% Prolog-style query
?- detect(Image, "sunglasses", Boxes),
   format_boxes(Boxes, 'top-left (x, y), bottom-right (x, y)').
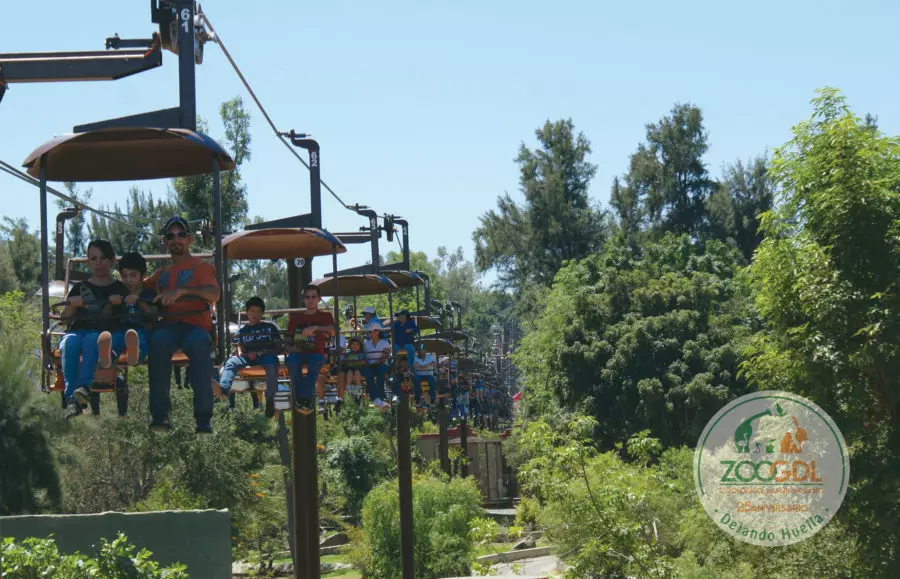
top-left (164, 231), bottom-right (189, 241)
top-left (303, 295), bottom-right (319, 300)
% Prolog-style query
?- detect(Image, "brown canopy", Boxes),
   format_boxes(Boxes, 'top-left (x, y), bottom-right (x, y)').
top-left (381, 270), bottom-right (424, 288)
top-left (311, 274), bottom-right (398, 297)
top-left (431, 329), bottom-right (471, 342)
top-left (22, 127), bottom-right (235, 182)
top-left (457, 357), bottom-right (476, 370)
top-left (417, 337), bottom-right (460, 355)
top-left (223, 228), bottom-right (346, 260)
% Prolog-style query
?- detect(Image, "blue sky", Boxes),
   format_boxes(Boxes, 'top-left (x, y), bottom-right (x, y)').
top-left (2, 0), bottom-right (898, 281)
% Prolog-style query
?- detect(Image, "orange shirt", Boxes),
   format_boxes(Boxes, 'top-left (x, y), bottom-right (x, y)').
top-left (145, 256), bottom-right (218, 331)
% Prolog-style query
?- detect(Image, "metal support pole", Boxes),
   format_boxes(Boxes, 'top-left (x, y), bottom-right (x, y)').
top-left (438, 399), bottom-right (450, 476)
top-left (177, 0), bottom-right (197, 130)
top-left (39, 158), bottom-right (50, 361)
top-left (213, 158), bottom-right (225, 363)
top-left (277, 413), bottom-right (296, 565)
top-left (290, 258), bottom-right (318, 578)
top-left (460, 417), bottom-right (469, 478)
top-left (396, 386), bottom-right (415, 579)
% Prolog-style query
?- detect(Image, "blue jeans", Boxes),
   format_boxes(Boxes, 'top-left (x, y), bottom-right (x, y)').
top-left (414, 374), bottom-right (435, 404)
top-left (111, 328), bottom-right (147, 363)
top-left (363, 363), bottom-right (389, 401)
top-left (286, 352), bottom-right (326, 400)
top-left (220, 354), bottom-right (279, 399)
top-left (394, 343), bottom-right (415, 369)
top-left (60, 329), bottom-right (100, 400)
top-left (148, 322), bottom-right (214, 425)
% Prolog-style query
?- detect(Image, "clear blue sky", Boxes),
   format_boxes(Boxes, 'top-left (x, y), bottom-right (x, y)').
top-left (2, 0), bottom-right (898, 280)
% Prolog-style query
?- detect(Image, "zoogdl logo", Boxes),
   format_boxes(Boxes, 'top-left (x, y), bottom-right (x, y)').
top-left (693, 391), bottom-right (849, 547)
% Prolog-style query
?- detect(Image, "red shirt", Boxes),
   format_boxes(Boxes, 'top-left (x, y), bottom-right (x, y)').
top-left (145, 256), bottom-right (218, 331)
top-left (286, 310), bottom-right (335, 356)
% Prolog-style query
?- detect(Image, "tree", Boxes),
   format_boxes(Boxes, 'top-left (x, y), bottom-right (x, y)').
top-left (473, 119), bottom-right (607, 295)
top-left (170, 97), bottom-right (251, 233)
top-left (617, 103), bottom-right (716, 238)
top-left (87, 187), bottom-right (178, 260)
top-left (57, 182), bottom-right (92, 257)
top-left (744, 88), bottom-right (900, 574)
top-left (707, 156), bottom-right (775, 261)
top-left (0, 241), bottom-right (18, 293)
top-left (0, 217), bottom-right (41, 293)
top-left (0, 292), bottom-right (61, 515)
top-left (513, 233), bottom-right (754, 449)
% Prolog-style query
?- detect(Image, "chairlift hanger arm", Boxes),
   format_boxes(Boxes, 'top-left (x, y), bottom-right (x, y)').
top-left (0, 40), bottom-right (162, 84)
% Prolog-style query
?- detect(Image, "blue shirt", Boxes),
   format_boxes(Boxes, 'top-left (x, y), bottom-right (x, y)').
top-left (234, 321), bottom-right (281, 352)
top-left (392, 319), bottom-right (417, 346)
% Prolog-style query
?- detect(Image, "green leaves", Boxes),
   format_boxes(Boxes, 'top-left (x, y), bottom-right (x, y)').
top-left (515, 233), bottom-right (752, 448)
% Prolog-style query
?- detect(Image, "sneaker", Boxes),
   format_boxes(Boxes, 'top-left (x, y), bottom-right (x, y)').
top-left (265, 396), bottom-right (275, 419)
top-left (149, 418), bottom-right (171, 432)
top-left (98, 331), bottom-right (113, 368)
top-left (195, 422), bottom-right (213, 434)
top-left (295, 397), bottom-right (314, 415)
top-left (64, 399), bottom-right (79, 419)
top-left (73, 386), bottom-right (91, 407)
top-left (125, 329), bottom-right (140, 366)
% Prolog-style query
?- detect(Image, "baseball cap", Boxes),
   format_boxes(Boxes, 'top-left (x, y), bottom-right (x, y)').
top-left (161, 216), bottom-right (191, 235)
top-left (362, 306), bottom-right (376, 315)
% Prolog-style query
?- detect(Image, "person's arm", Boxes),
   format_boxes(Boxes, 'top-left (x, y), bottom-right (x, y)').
top-left (61, 284), bottom-right (83, 320)
top-left (155, 262), bottom-right (221, 305)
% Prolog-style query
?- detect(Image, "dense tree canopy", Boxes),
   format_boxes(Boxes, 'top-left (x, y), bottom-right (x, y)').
top-left (514, 233), bottom-right (754, 448)
top-left (473, 119), bottom-right (608, 296)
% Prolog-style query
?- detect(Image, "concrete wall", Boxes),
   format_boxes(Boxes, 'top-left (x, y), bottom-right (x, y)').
top-left (0, 509), bottom-right (231, 579)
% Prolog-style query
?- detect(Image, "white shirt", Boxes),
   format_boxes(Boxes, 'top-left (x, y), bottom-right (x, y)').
top-left (414, 353), bottom-right (436, 375)
top-left (364, 338), bottom-right (391, 365)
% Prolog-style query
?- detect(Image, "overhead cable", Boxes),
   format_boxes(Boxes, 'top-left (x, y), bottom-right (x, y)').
top-left (0, 159), bottom-right (153, 237)
top-left (198, 10), bottom-right (353, 210)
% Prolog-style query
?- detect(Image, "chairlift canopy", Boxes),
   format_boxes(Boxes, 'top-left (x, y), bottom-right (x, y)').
top-left (312, 274), bottom-right (398, 297)
top-left (22, 127), bottom-right (235, 182)
top-left (222, 228), bottom-right (345, 260)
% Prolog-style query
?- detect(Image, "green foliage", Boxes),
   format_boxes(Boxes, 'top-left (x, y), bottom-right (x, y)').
top-left (171, 97), bottom-right (251, 233)
top-left (615, 103), bottom-right (715, 238)
top-left (707, 156), bottom-right (775, 262)
top-left (0, 533), bottom-right (188, 578)
top-left (514, 233), bottom-right (754, 448)
top-left (353, 475), bottom-right (482, 579)
top-left (473, 118), bottom-right (609, 299)
top-left (0, 217), bottom-right (41, 294)
top-left (744, 87), bottom-right (900, 575)
top-left (324, 436), bottom-right (391, 519)
top-left (0, 292), bottom-right (60, 515)
top-left (57, 182), bottom-right (93, 258)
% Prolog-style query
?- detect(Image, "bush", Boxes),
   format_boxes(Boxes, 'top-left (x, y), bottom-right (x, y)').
top-left (0, 291), bottom-right (60, 515)
top-left (324, 436), bottom-right (391, 520)
top-left (352, 475), bottom-right (483, 579)
top-left (0, 532), bottom-right (187, 578)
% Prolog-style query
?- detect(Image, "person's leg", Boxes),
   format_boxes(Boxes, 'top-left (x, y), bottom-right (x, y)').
top-left (374, 363), bottom-right (388, 401)
top-left (148, 324), bottom-right (180, 425)
top-left (403, 344), bottom-right (416, 372)
top-left (103, 330), bottom-right (123, 368)
top-left (60, 331), bottom-right (85, 402)
top-left (286, 353), bottom-right (303, 397)
top-left (260, 354), bottom-right (280, 402)
top-left (228, 391), bottom-right (237, 410)
top-left (181, 324), bottom-right (214, 429)
top-left (303, 354), bottom-right (326, 400)
top-left (363, 366), bottom-right (377, 400)
top-left (74, 331), bottom-right (101, 403)
top-left (218, 355), bottom-right (248, 395)
top-left (89, 391), bottom-right (101, 415)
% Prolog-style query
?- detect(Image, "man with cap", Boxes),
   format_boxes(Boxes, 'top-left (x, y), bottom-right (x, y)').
top-left (392, 309), bottom-right (417, 375)
top-left (145, 216), bottom-right (220, 433)
top-left (360, 306), bottom-right (383, 330)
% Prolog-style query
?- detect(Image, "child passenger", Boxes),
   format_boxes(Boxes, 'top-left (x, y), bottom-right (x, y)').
top-left (59, 240), bottom-right (128, 419)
